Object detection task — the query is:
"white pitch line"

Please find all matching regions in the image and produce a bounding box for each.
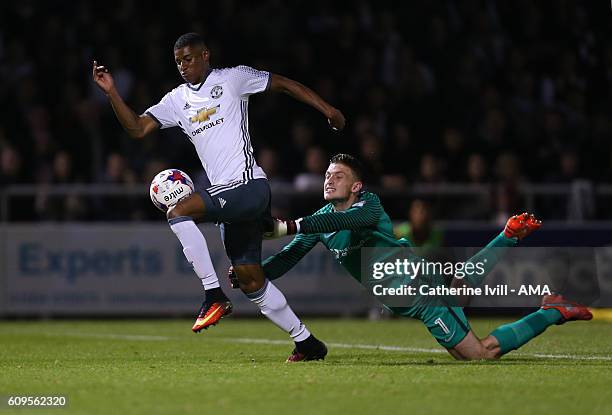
[37,331,172,341]
[528,353,612,361]
[76,333,172,341]
[8,331,612,361]
[225,337,612,361]
[228,337,446,354]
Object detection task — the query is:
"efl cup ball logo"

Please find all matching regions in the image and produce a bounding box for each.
[149,169,195,212]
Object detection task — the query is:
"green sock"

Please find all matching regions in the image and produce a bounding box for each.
[490,308,562,355]
[464,232,517,287]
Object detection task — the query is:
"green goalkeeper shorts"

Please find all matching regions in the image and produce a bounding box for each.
[420,306,471,348]
[391,305,471,349]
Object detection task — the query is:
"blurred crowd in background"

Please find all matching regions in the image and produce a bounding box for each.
[1,0,611,222]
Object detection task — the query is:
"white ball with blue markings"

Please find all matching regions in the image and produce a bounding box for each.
[149,169,195,212]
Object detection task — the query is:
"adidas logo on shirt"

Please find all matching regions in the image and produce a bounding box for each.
[218,197,227,208]
[183,102,191,110]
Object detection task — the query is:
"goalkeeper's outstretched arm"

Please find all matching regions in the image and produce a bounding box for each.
[263,233,320,280]
[265,192,383,238]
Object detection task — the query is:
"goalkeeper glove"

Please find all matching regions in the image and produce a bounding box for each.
[263,218,302,240]
[503,212,542,240]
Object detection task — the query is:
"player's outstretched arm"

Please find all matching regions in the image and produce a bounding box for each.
[269,74,345,131]
[262,234,320,280]
[264,193,383,238]
[228,234,319,288]
[92,61,159,138]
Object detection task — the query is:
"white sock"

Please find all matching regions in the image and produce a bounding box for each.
[169,218,220,290]
[247,280,311,342]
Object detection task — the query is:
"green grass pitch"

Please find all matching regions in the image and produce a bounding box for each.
[1,318,611,415]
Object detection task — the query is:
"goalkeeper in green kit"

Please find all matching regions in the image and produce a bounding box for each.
[232,154,592,361]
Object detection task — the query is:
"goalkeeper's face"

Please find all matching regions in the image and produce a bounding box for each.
[324,163,362,203]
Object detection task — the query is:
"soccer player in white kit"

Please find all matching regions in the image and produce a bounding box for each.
[92,32,345,361]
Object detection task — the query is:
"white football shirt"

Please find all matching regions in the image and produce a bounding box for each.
[145,66,269,185]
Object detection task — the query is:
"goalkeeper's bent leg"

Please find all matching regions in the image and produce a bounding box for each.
[489,308,563,356]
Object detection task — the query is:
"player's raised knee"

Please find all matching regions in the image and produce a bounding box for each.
[166,193,207,221]
[166,203,186,220]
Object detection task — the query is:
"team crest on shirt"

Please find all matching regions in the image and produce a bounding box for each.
[210,85,223,99]
[190,105,220,123]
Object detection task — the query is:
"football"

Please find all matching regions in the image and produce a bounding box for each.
[149,169,195,212]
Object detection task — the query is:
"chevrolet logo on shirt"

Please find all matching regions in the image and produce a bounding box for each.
[190,105,220,123]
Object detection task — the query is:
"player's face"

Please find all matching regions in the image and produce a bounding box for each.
[174,46,209,84]
[324,163,360,202]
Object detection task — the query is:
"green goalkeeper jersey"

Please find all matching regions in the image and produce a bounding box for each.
[263,191,517,287]
[263,192,412,282]
[263,190,519,327]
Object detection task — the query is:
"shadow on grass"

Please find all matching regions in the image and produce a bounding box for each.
[320,355,611,367]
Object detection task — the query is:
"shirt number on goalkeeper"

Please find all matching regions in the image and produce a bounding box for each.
[434,318,450,334]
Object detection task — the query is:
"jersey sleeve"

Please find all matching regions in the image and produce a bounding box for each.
[263,233,319,280]
[230,65,271,98]
[299,192,383,234]
[144,91,178,129]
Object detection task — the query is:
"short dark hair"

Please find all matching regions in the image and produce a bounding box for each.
[330,153,364,181]
[174,33,207,50]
